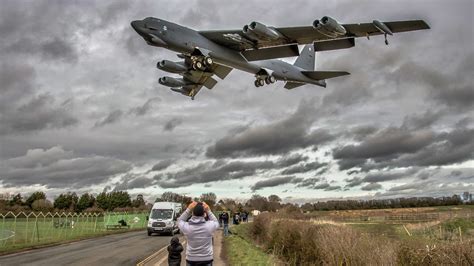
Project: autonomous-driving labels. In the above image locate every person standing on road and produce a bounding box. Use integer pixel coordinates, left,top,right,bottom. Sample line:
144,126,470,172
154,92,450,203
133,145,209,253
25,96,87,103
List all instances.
178,201,219,266
221,212,229,237
167,236,184,266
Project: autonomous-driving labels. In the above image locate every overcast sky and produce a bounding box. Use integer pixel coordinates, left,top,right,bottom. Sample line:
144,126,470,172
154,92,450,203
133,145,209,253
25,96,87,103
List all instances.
0,0,473,203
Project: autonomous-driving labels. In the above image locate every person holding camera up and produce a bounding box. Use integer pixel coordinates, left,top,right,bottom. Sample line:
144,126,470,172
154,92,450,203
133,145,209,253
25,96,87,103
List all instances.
178,201,219,266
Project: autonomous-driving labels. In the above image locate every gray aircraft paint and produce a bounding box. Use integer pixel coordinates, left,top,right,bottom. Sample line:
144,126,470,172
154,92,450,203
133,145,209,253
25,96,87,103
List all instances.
131,17,429,99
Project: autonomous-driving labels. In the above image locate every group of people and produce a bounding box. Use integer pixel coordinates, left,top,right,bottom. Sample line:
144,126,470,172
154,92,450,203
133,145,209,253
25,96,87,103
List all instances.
166,202,253,265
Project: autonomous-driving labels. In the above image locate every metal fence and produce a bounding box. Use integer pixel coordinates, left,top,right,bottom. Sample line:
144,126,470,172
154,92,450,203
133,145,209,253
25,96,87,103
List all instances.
0,211,148,251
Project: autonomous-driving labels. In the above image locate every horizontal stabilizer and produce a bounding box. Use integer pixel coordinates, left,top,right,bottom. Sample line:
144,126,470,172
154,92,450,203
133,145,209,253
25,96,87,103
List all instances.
314,38,355,52
284,82,305,90
302,71,350,80
242,44,299,61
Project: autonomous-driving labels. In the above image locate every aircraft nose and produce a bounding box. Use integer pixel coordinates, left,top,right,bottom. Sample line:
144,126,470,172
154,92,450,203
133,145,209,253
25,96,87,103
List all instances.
131,20,145,34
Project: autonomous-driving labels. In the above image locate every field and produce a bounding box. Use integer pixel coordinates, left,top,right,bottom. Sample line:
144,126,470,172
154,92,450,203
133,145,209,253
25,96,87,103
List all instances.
226,205,474,265
0,212,148,253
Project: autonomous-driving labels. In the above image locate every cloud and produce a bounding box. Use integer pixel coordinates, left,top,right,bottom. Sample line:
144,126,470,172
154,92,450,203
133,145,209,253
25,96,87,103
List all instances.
113,174,154,191
94,110,124,128
361,182,382,191
163,118,183,132
0,94,78,135
154,160,277,188
251,176,296,191
281,161,327,175
149,159,174,172
0,146,132,188
129,97,160,116
206,100,334,158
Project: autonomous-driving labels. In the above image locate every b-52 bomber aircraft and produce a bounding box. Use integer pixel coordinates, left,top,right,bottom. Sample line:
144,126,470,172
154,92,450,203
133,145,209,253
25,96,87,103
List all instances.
131,16,429,99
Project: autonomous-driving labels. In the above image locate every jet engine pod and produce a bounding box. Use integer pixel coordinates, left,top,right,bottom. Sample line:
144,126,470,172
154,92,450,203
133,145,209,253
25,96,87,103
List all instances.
313,16,346,37
157,60,188,74
243,21,282,41
158,76,188,87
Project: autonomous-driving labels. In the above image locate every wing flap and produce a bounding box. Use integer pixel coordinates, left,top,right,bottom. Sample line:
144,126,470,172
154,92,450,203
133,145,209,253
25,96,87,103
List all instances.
314,38,355,51
284,82,305,90
241,44,300,61
302,71,350,80
344,20,430,37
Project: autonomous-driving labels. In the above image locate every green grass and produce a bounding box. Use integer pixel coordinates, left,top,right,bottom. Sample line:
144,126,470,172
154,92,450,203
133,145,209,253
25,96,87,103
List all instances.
0,213,148,253
225,224,276,266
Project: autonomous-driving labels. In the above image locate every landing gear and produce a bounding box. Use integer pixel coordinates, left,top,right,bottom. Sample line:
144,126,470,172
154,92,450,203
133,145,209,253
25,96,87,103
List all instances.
384,33,389,45
254,75,275,87
265,76,276,84
192,61,205,71
254,78,265,87
203,56,213,66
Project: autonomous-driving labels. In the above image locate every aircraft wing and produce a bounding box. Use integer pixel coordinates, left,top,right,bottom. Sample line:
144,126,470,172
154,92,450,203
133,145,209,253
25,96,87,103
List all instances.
199,19,429,55
172,63,232,99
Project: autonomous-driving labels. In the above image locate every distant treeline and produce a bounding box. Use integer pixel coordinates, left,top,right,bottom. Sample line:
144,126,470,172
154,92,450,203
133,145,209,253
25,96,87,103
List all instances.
300,195,471,211
1,191,471,214
0,191,148,213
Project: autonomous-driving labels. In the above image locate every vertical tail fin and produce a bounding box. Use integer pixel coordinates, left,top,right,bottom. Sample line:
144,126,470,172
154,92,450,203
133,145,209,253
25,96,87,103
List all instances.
285,44,316,89
293,44,315,70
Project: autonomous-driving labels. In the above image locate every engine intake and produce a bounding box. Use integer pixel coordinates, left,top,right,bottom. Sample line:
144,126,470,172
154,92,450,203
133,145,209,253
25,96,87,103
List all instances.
313,16,346,37
242,21,282,41
157,60,188,74
158,76,188,87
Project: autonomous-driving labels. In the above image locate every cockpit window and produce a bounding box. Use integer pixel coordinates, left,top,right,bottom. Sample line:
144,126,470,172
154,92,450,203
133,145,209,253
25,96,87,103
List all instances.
144,23,158,31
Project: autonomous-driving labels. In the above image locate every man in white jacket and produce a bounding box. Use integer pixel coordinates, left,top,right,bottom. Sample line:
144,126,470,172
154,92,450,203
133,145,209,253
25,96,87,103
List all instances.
178,201,220,266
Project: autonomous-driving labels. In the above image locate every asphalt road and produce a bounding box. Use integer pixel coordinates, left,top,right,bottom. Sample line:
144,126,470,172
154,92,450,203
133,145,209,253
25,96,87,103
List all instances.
0,230,172,266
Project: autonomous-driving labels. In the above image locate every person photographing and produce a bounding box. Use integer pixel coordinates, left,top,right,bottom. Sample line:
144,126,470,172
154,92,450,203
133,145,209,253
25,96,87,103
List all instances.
178,201,219,266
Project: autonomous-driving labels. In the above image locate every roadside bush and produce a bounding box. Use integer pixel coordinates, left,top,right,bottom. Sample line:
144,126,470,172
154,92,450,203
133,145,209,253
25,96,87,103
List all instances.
397,240,473,265
250,212,272,243
264,219,396,265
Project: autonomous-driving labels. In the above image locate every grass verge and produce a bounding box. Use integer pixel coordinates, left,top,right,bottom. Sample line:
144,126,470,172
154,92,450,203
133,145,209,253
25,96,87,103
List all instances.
224,224,276,266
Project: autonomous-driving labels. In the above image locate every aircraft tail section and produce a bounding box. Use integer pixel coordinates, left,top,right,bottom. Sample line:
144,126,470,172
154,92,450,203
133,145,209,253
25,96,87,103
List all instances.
293,44,315,70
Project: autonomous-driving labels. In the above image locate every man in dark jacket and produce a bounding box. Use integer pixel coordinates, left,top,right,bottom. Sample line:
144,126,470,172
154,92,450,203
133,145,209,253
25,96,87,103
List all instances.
167,236,184,266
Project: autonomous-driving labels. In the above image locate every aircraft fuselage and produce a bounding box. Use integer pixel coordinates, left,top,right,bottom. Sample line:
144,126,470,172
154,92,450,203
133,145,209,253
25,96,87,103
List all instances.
131,17,323,86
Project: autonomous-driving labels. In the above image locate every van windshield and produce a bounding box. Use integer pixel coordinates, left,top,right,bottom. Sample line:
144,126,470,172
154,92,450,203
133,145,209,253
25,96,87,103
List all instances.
151,209,173,219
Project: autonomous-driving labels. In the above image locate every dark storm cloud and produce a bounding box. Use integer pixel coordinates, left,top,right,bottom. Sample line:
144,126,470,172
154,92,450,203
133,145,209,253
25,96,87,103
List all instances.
129,97,160,116
206,101,335,158
334,128,434,160
313,183,341,191
344,177,364,188
333,123,474,171
0,94,78,135
154,160,277,188
402,110,442,130
362,170,416,183
251,176,296,191
361,182,382,191
163,118,183,132
113,174,154,191
94,110,124,128
281,161,327,175
275,153,309,167
4,37,78,62
294,177,322,188
0,146,132,188
149,159,174,172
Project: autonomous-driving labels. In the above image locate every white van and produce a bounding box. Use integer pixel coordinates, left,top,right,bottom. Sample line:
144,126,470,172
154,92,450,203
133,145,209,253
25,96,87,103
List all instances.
147,202,182,236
